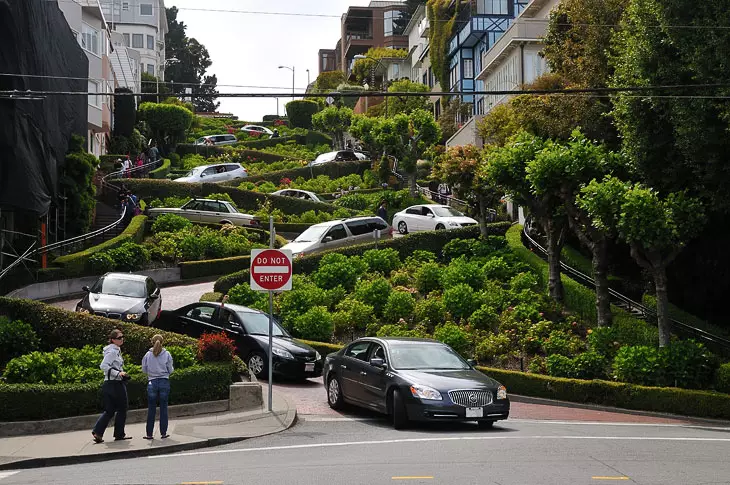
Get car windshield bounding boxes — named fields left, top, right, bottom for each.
left=432, top=206, right=465, bottom=217
left=314, top=152, right=335, bottom=163
left=185, top=167, right=202, bottom=177
left=239, top=312, right=288, bottom=337
left=294, top=225, right=331, bottom=242
left=91, top=277, right=146, bottom=298
left=388, top=343, right=470, bottom=370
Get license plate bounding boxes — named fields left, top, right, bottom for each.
left=466, top=407, right=483, bottom=418
left=305, top=362, right=315, bottom=372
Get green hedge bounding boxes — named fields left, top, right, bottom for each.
left=200, top=292, right=224, bottom=302
left=120, top=179, right=339, bottom=214
left=215, top=223, right=511, bottom=294
left=477, top=366, right=730, bottom=420
left=236, top=149, right=291, bottom=164
left=239, top=160, right=373, bottom=186
left=52, top=215, right=147, bottom=276
left=274, top=222, right=316, bottom=234
left=238, top=136, right=298, bottom=150
left=0, top=363, right=232, bottom=421
left=180, top=255, right=251, bottom=280
left=286, top=100, right=320, bottom=129
left=148, top=158, right=171, bottom=179
left=296, top=339, right=344, bottom=363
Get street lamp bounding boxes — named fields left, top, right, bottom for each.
left=354, top=54, right=388, bottom=114
left=157, top=57, right=179, bottom=103
left=306, top=69, right=311, bottom=87
left=278, top=65, right=295, bottom=103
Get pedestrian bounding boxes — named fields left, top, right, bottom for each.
left=142, top=334, right=174, bottom=440
left=122, top=156, right=131, bottom=178
left=92, top=328, right=130, bottom=443
left=377, top=200, right=388, bottom=222
left=148, top=142, right=159, bottom=166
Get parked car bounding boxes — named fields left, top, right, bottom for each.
left=157, top=302, right=322, bottom=380
left=76, top=273, right=162, bottom=326
left=282, top=216, right=391, bottom=258
left=309, top=150, right=368, bottom=167
left=146, top=198, right=260, bottom=227
left=241, top=125, right=274, bottom=136
left=271, top=189, right=322, bottom=203
left=392, top=204, right=478, bottom=234
left=173, top=163, right=248, bottom=183
left=194, top=134, right=238, bottom=146
left=323, top=337, right=509, bottom=429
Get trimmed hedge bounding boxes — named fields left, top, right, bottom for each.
left=180, top=255, right=251, bottom=280
left=236, top=149, right=291, bottom=164
left=200, top=292, right=224, bottom=302
left=215, top=223, right=511, bottom=294
left=274, top=222, right=316, bottom=234
left=286, top=100, right=320, bottom=129
left=239, top=160, right=373, bottom=186
left=0, top=363, right=232, bottom=421
left=52, top=215, right=147, bottom=276
left=149, top=158, right=171, bottom=179
left=296, top=339, right=344, bottom=363
left=121, top=179, right=339, bottom=214
left=0, top=298, right=196, bottom=361
left=477, top=366, right=730, bottom=420
left=238, top=136, right=298, bottom=150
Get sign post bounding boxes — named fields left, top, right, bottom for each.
left=250, top=218, right=293, bottom=412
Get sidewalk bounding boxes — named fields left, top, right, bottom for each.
left=0, top=389, right=296, bottom=470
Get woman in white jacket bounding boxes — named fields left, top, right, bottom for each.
left=142, top=334, right=174, bottom=439
left=92, top=328, right=130, bottom=443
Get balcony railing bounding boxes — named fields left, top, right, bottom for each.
left=478, top=18, right=547, bottom=79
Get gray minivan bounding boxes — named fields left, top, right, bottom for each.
left=282, top=216, right=392, bottom=258
left=194, top=134, right=238, bottom=146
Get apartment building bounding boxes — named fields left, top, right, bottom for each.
left=403, top=5, right=441, bottom=114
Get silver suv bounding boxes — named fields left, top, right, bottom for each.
left=282, top=216, right=392, bottom=258
left=194, top=134, right=238, bottom=146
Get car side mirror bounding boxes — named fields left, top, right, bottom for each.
left=149, top=293, right=160, bottom=300
left=370, top=358, right=386, bottom=369
left=82, top=286, right=90, bottom=292
left=323, top=236, right=333, bottom=243
left=427, top=213, right=435, bottom=218
left=467, top=359, right=477, bottom=367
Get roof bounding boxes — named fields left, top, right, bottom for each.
left=307, top=215, right=384, bottom=228
left=403, top=4, right=426, bottom=36
left=368, top=1, right=407, bottom=8
left=204, top=302, right=265, bottom=315
left=103, top=272, right=148, bottom=282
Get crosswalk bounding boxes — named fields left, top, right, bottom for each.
left=0, top=472, right=19, bottom=482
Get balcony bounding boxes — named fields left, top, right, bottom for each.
left=449, top=15, right=511, bottom=54
left=418, top=18, right=430, bottom=38
left=476, top=18, right=547, bottom=80
left=344, top=31, right=375, bottom=59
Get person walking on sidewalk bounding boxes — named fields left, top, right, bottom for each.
left=92, top=329, right=130, bottom=443
left=142, top=334, right=174, bottom=440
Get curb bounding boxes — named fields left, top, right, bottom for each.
left=510, top=394, right=730, bottom=426
left=0, top=391, right=298, bottom=471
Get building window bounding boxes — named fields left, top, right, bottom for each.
left=423, top=71, right=428, bottom=86
left=478, top=0, right=509, bottom=15
left=88, top=80, right=100, bottom=108
left=132, top=34, right=143, bottom=49
left=122, top=2, right=129, bottom=11
left=147, top=64, right=155, bottom=76
left=123, top=33, right=130, bottom=47
left=384, top=10, right=406, bottom=37
left=147, top=35, right=155, bottom=50
left=464, top=59, right=474, bottom=79
left=81, top=23, right=100, bottom=55
left=449, top=65, right=459, bottom=90
left=140, top=3, right=153, bottom=16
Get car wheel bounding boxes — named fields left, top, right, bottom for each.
left=392, top=388, right=409, bottom=430
left=435, top=224, right=445, bottom=230
left=327, top=375, right=345, bottom=410
left=477, top=420, right=495, bottom=430
left=397, top=221, right=408, bottom=235
left=220, top=220, right=232, bottom=225
left=247, top=352, right=267, bottom=379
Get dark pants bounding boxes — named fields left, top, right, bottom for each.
left=146, top=378, right=171, bottom=437
left=92, top=380, right=128, bottom=439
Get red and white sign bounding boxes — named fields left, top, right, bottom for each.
left=250, top=249, right=293, bottom=291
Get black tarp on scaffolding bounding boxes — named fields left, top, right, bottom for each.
left=0, top=0, right=88, bottom=216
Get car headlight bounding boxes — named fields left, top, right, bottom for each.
left=448, top=221, right=460, bottom=226
left=125, top=313, right=140, bottom=321
left=315, top=351, right=322, bottom=361
left=272, top=346, right=294, bottom=359
left=497, top=385, right=507, bottom=400
left=409, top=384, right=442, bottom=401
left=77, top=307, right=90, bottom=314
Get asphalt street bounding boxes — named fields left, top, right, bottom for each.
left=2, top=418, right=730, bottom=485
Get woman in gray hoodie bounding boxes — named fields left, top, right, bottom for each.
left=92, top=328, right=130, bottom=443
left=142, top=334, right=174, bottom=439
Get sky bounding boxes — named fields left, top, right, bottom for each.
left=170, top=0, right=373, bottom=121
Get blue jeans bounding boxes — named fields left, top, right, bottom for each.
left=146, top=378, right=171, bottom=437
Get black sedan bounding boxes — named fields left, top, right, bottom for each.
left=76, top=272, right=162, bottom=325
left=323, top=337, right=509, bottom=429
left=157, top=302, right=322, bottom=380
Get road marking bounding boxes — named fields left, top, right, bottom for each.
left=150, top=435, right=730, bottom=460
left=592, top=477, right=629, bottom=481
left=0, top=472, right=19, bottom=482
left=392, top=477, right=433, bottom=480
left=180, top=482, right=223, bottom=485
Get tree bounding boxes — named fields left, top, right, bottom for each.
left=577, top=177, right=706, bottom=346
left=312, top=106, right=353, bottom=150
left=193, top=74, right=221, bottom=113
left=351, top=47, right=408, bottom=86
left=476, top=103, right=521, bottom=147
left=431, top=145, right=500, bottom=237
left=382, top=79, right=432, bottom=117
left=286, top=100, right=320, bottom=129
left=60, top=135, right=97, bottom=237
left=137, top=102, right=193, bottom=151
left=140, top=73, right=169, bottom=104
left=527, top=132, right=628, bottom=326
left=314, top=71, right=347, bottom=91
left=488, top=132, right=567, bottom=302
left=438, top=97, right=472, bottom=143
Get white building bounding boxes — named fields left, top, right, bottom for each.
left=110, top=31, right=142, bottom=93
left=403, top=4, right=441, bottom=115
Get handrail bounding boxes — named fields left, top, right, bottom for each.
left=0, top=241, right=37, bottom=280
left=521, top=228, right=730, bottom=352
left=101, top=158, right=161, bottom=192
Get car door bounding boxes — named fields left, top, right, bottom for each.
left=359, top=343, right=389, bottom=412
left=339, top=341, right=372, bottom=403
left=320, top=223, right=349, bottom=251
left=145, top=278, right=162, bottom=323
left=403, top=207, right=422, bottom=231
left=177, top=304, right=219, bottom=338
left=218, top=308, right=252, bottom=356
left=345, top=219, right=374, bottom=245
left=199, top=166, right=218, bottom=183
left=420, top=206, right=437, bottom=231
left=179, top=200, right=204, bottom=223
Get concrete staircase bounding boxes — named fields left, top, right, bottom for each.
left=88, top=200, right=125, bottom=246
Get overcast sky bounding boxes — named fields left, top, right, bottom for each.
left=170, top=0, right=372, bottom=121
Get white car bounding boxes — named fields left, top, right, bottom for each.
left=241, top=125, right=274, bottom=136
left=271, top=189, right=322, bottom=203
left=392, top=204, right=478, bottom=234
left=194, top=134, right=238, bottom=146
left=147, top=198, right=260, bottom=227
left=309, top=150, right=368, bottom=167
left=174, top=163, right=248, bottom=183
left=282, top=216, right=391, bottom=258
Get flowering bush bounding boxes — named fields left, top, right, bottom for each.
left=197, top=332, right=237, bottom=362
left=383, top=291, right=416, bottom=324
left=280, top=177, right=292, bottom=186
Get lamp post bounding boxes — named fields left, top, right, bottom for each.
left=157, top=57, right=178, bottom=103
left=278, top=65, right=295, bottom=103
left=353, top=54, right=387, bottom=115
left=306, top=69, right=311, bottom=88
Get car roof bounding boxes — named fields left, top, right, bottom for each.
left=187, top=198, right=232, bottom=203
left=193, top=163, right=240, bottom=169
left=349, top=337, right=441, bottom=346
left=306, top=215, right=386, bottom=228
left=102, top=272, right=148, bottom=282
left=198, top=302, right=266, bottom=315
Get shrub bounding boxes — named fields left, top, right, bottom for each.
left=278, top=281, right=329, bottom=327
left=294, top=306, right=334, bottom=342
left=376, top=324, right=429, bottom=339
left=0, top=317, right=40, bottom=366
left=545, top=354, right=573, bottom=380
left=363, top=248, right=401, bottom=275
left=442, top=284, right=480, bottom=321
left=404, top=250, right=437, bottom=268
left=482, top=257, right=516, bottom=281
left=3, top=351, right=62, bottom=384
left=415, top=262, right=443, bottom=295
left=383, top=291, right=416, bottom=324
left=510, top=272, right=539, bottom=292
left=587, top=318, right=658, bottom=359
left=543, top=330, right=584, bottom=357
left=354, top=277, right=392, bottom=316
left=106, top=242, right=150, bottom=271
left=468, top=305, right=500, bottom=333
left=390, top=270, right=413, bottom=288
left=197, top=332, right=237, bottom=362
left=312, top=254, right=368, bottom=291
left=442, top=239, right=475, bottom=262
left=414, top=297, right=447, bottom=331
left=433, top=322, right=471, bottom=357
left=227, top=283, right=268, bottom=308
left=167, top=345, right=197, bottom=370
left=285, top=100, right=320, bottom=129
left=475, top=333, right=512, bottom=362
left=87, top=252, right=115, bottom=274
left=333, top=299, right=375, bottom=338
left=547, top=352, right=608, bottom=380
left=716, top=363, right=730, bottom=393
left=441, top=257, right=484, bottom=290
left=480, top=281, right=511, bottom=313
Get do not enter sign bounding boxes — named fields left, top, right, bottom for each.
left=250, top=249, right=293, bottom=291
